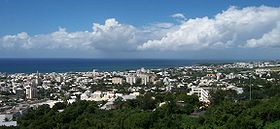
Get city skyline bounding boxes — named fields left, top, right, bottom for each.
left=0, top=0, right=280, bottom=59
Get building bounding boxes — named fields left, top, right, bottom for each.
left=35, top=71, right=42, bottom=86
left=126, top=74, right=137, bottom=85
left=0, top=121, right=17, bottom=127
left=100, top=101, right=115, bottom=110
left=92, top=69, right=98, bottom=77
left=55, top=76, right=63, bottom=83
left=15, top=88, right=25, bottom=99
left=188, top=86, right=210, bottom=104
left=0, top=114, right=13, bottom=122
left=216, top=73, right=224, bottom=80
left=138, top=74, right=149, bottom=85
left=25, top=85, right=37, bottom=99
left=112, top=77, right=123, bottom=85
left=226, top=73, right=235, bottom=79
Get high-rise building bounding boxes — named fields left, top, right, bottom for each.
left=126, top=74, right=137, bottom=85
left=25, top=85, right=37, bottom=99
left=35, top=71, right=42, bottom=86
left=92, top=69, right=98, bottom=77
left=138, top=74, right=149, bottom=85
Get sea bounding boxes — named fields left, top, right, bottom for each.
left=0, top=58, right=235, bottom=73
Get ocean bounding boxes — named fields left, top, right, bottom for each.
left=0, top=58, right=234, bottom=73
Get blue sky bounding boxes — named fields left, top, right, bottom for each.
left=0, top=0, right=280, bottom=59
left=1, top=0, right=279, bottom=35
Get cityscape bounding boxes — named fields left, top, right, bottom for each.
left=1, top=61, right=280, bottom=128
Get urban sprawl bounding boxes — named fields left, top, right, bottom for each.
left=1, top=61, right=280, bottom=126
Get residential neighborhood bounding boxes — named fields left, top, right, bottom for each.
left=1, top=61, right=280, bottom=127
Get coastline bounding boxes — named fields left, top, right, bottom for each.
left=0, top=58, right=237, bottom=73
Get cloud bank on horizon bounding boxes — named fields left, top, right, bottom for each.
left=1, top=6, right=280, bottom=58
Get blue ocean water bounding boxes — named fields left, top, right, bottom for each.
left=0, top=58, right=234, bottom=73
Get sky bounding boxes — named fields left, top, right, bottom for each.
left=0, top=0, right=280, bottom=59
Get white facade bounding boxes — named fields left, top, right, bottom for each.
left=55, top=76, right=63, bottom=83
left=126, top=74, right=136, bottom=85
left=0, top=114, right=13, bottom=122
left=25, top=85, right=37, bottom=99
left=188, top=86, right=210, bottom=103
left=138, top=74, right=149, bottom=85
left=0, top=121, right=17, bottom=126
left=112, top=77, right=123, bottom=85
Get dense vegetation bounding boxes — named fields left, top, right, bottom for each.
left=3, top=93, right=201, bottom=129
left=1, top=89, right=280, bottom=129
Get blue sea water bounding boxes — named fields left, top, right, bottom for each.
left=0, top=58, right=234, bottom=73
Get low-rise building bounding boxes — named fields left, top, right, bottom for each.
left=112, top=77, right=123, bottom=85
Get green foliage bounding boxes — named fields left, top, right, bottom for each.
left=200, top=97, right=280, bottom=129
left=264, top=120, right=280, bottom=129
left=16, top=98, right=200, bottom=129
left=14, top=86, right=280, bottom=129
left=52, top=102, right=67, bottom=110
left=209, top=89, right=237, bottom=105
left=180, top=115, right=199, bottom=129
left=123, top=112, right=153, bottom=129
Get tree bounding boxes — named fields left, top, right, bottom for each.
left=4, top=118, right=9, bottom=122
left=139, top=92, right=156, bottom=111
left=52, top=102, right=67, bottom=110
left=209, top=89, right=237, bottom=105
left=264, top=120, right=280, bottom=129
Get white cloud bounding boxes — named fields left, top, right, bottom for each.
left=1, top=6, right=280, bottom=56
left=91, top=18, right=139, bottom=50
left=0, top=18, right=175, bottom=52
left=2, top=32, right=30, bottom=48
left=171, top=13, right=187, bottom=20
left=152, top=22, right=174, bottom=28
left=138, top=6, right=280, bottom=51
left=0, top=18, right=160, bottom=51
left=245, top=22, right=280, bottom=48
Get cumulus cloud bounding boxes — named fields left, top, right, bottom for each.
left=91, top=18, right=139, bottom=51
left=2, top=32, right=30, bottom=48
left=1, top=28, right=96, bottom=50
left=0, top=18, right=174, bottom=52
left=0, top=18, right=153, bottom=51
left=1, top=6, right=280, bottom=56
left=245, top=22, right=280, bottom=48
left=138, top=6, right=280, bottom=51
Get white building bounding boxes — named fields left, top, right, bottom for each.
left=112, top=77, right=123, bottom=85
left=188, top=86, right=210, bottom=103
left=216, top=73, right=223, bottom=80
left=226, top=73, right=235, bottom=79
left=0, top=114, right=13, bottom=122
left=25, top=85, right=37, bottom=99
left=0, top=121, right=17, bottom=127
left=126, top=74, right=137, bottom=85
left=55, top=76, right=63, bottom=83
left=30, top=100, right=63, bottom=108
left=226, top=85, right=244, bottom=94
left=138, top=74, right=149, bottom=85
